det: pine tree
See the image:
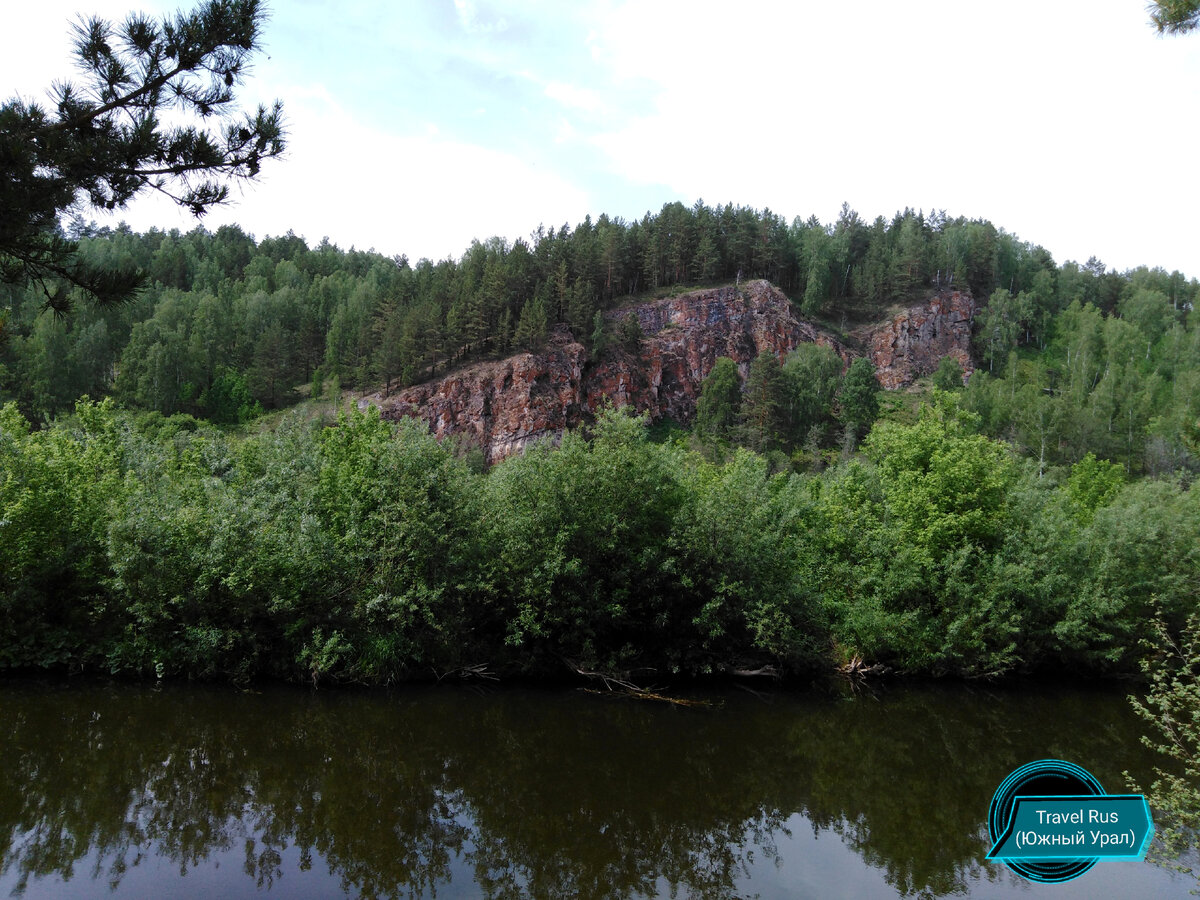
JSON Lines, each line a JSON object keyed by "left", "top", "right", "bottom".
{"left": 566, "top": 278, "right": 596, "bottom": 340}
{"left": 619, "top": 312, "right": 642, "bottom": 351}
{"left": 514, "top": 295, "right": 548, "bottom": 350}
{"left": 1150, "top": 0, "right": 1200, "bottom": 34}
{"left": 0, "top": 0, "right": 286, "bottom": 311}
{"left": 691, "top": 231, "right": 720, "bottom": 284}
{"left": 740, "top": 350, "right": 786, "bottom": 453}
{"left": 497, "top": 308, "right": 514, "bottom": 353}
{"left": 589, "top": 310, "right": 607, "bottom": 361}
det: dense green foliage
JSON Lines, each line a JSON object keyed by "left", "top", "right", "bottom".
{"left": 694, "top": 357, "right": 741, "bottom": 445}
{"left": 13, "top": 201, "right": 1196, "bottom": 429}
{"left": 3, "top": 396, "right": 1196, "bottom": 684}
{"left": 694, "top": 345, "right": 876, "bottom": 467}
{"left": 6, "top": 203, "right": 1193, "bottom": 497}
{"left": 1, "top": 201, "right": 1197, "bottom": 687}
{"left": 933, "top": 355, "right": 965, "bottom": 391}
{"left": 962, "top": 272, "right": 1200, "bottom": 477}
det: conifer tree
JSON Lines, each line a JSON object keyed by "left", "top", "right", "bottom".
{"left": 0, "top": 0, "right": 285, "bottom": 312}
{"left": 589, "top": 310, "right": 607, "bottom": 361}
{"left": 514, "top": 295, "right": 548, "bottom": 350}
{"left": 566, "top": 278, "right": 596, "bottom": 340}
{"left": 619, "top": 312, "right": 642, "bottom": 351}
{"left": 740, "top": 350, "right": 786, "bottom": 453}
{"left": 1150, "top": 1, "right": 1200, "bottom": 34}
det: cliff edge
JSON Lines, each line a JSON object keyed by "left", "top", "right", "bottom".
{"left": 366, "top": 281, "right": 973, "bottom": 462}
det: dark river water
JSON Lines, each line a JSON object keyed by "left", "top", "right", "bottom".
{"left": 0, "top": 678, "right": 1193, "bottom": 899}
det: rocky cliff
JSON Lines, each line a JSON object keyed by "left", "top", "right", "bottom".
{"left": 367, "top": 281, "right": 973, "bottom": 462}
{"left": 858, "top": 290, "right": 975, "bottom": 390}
{"left": 582, "top": 281, "right": 851, "bottom": 423}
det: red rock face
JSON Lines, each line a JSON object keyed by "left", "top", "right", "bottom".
{"left": 859, "top": 290, "right": 975, "bottom": 390}
{"left": 582, "top": 281, "right": 850, "bottom": 425}
{"left": 371, "top": 330, "right": 590, "bottom": 461}
{"left": 368, "top": 281, "right": 973, "bottom": 461}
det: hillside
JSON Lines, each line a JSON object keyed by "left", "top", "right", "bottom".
{"left": 365, "top": 281, "right": 973, "bottom": 462}
{"left": 0, "top": 201, "right": 1195, "bottom": 475}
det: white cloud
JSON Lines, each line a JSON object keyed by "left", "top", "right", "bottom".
{"left": 580, "top": 0, "right": 1200, "bottom": 273}
{"left": 544, "top": 81, "right": 606, "bottom": 114}
{"left": 91, "top": 87, "right": 592, "bottom": 262}
{"left": 8, "top": 0, "right": 1199, "bottom": 275}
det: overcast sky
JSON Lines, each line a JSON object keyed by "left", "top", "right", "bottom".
{"left": 6, "top": 0, "right": 1199, "bottom": 276}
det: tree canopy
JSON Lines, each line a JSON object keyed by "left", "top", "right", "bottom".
{"left": 0, "top": 0, "right": 285, "bottom": 312}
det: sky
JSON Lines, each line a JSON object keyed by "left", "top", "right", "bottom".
{"left": 5, "top": 0, "right": 1199, "bottom": 276}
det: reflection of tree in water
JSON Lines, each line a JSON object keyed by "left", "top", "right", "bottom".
{"left": 445, "top": 694, "right": 789, "bottom": 899}
{"left": 0, "top": 684, "right": 470, "bottom": 899}
{"left": 0, "top": 681, "right": 1162, "bottom": 899}
{"left": 786, "top": 683, "right": 1162, "bottom": 898}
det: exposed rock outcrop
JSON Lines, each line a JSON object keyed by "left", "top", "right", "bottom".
{"left": 858, "top": 290, "right": 975, "bottom": 390}
{"left": 582, "top": 281, "right": 850, "bottom": 424}
{"left": 366, "top": 281, "right": 974, "bottom": 462}
{"left": 373, "top": 331, "right": 592, "bottom": 461}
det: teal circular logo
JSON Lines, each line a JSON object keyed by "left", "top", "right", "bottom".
{"left": 987, "top": 759, "right": 1105, "bottom": 883}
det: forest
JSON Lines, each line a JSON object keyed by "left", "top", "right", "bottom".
{"left": 1, "top": 200, "right": 1197, "bottom": 472}
{"left": 1, "top": 201, "right": 1198, "bottom": 688}
{"left": 0, "top": 202, "right": 1139, "bottom": 409}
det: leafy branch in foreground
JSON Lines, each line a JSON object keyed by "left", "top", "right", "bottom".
{"left": 1128, "top": 610, "right": 1200, "bottom": 881}
{"left": 0, "top": 0, "right": 285, "bottom": 312}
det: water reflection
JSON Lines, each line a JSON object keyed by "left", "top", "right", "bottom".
{"left": 0, "top": 680, "right": 1185, "bottom": 899}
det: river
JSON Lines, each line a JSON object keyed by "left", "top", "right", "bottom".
{"left": 0, "top": 678, "right": 1192, "bottom": 899}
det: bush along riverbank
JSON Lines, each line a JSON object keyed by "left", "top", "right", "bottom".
{"left": 1, "top": 397, "right": 1197, "bottom": 686}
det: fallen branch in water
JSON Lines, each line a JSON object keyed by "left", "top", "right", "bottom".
{"left": 564, "top": 658, "right": 653, "bottom": 694}
{"left": 731, "top": 665, "right": 780, "bottom": 679}
{"left": 565, "top": 659, "right": 718, "bottom": 707}
{"left": 435, "top": 662, "right": 497, "bottom": 683}
{"left": 579, "top": 687, "right": 714, "bottom": 708}
{"left": 838, "top": 655, "right": 890, "bottom": 679}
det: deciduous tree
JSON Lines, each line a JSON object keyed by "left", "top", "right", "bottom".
{"left": 1129, "top": 612, "right": 1200, "bottom": 888}
{"left": 838, "top": 358, "right": 880, "bottom": 434}
{"left": 933, "top": 356, "right": 964, "bottom": 392}
{"left": 694, "top": 357, "right": 741, "bottom": 445}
